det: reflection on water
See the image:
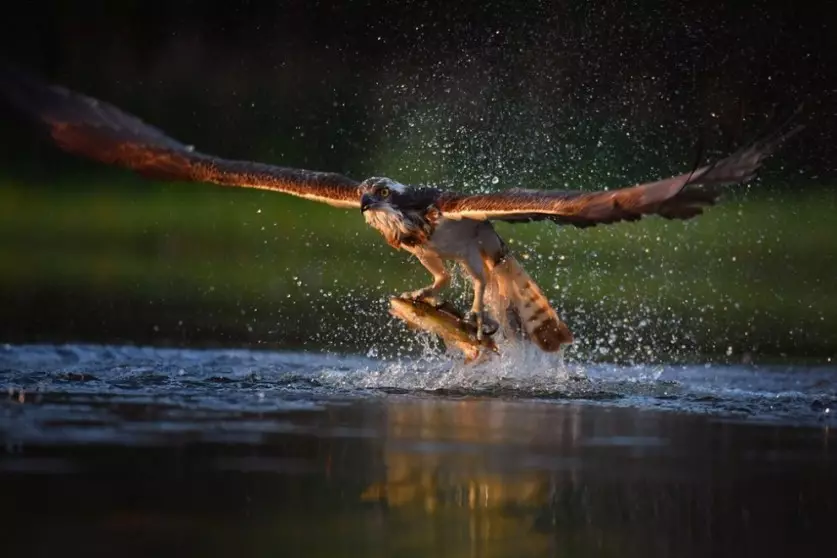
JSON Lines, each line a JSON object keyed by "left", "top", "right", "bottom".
{"left": 363, "top": 397, "right": 836, "bottom": 557}
{"left": 2, "top": 386, "right": 835, "bottom": 557}
{"left": 361, "top": 398, "right": 582, "bottom": 557}
{"left": 363, "top": 398, "right": 581, "bottom": 510}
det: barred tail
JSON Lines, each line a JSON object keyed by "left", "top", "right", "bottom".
{"left": 485, "top": 254, "right": 572, "bottom": 351}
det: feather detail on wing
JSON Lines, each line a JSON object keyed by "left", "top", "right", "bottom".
{"left": 0, "top": 64, "right": 362, "bottom": 208}
{"left": 436, "top": 114, "right": 803, "bottom": 228}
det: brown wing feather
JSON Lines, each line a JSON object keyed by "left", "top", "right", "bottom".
{"left": 0, "top": 65, "right": 362, "bottom": 208}
{"left": 437, "top": 117, "right": 803, "bottom": 228}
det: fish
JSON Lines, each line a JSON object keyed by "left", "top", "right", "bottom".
{"left": 388, "top": 297, "right": 500, "bottom": 363}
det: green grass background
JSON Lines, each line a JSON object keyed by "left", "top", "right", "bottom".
{"left": 1, "top": 173, "right": 834, "bottom": 364}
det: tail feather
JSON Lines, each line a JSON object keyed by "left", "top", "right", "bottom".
{"left": 484, "top": 254, "right": 573, "bottom": 351}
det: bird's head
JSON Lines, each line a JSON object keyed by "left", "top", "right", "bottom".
{"left": 358, "top": 177, "right": 443, "bottom": 247}
{"left": 359, "top": 177, "right": 406, "bottom": 214}
{"left": 359, "top": 177, "right": 441, "bottom": 213}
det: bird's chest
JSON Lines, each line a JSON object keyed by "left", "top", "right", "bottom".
{"left": 364, "top": 209, "right": 434, "bottom": 249}
{"left": 424, "top": 218, "right": 493, "bottom": 259}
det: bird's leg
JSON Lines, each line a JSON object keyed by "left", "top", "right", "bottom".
{"left": 400, "top": 251, "right": 450, "bottom": 307}
{"left": 466, "top": 277, "right": 488, "bottom": 340}
{"left": 460, "top": 254, "right": 499, "bottom": 340}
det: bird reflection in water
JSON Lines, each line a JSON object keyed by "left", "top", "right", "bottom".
{"left": 359, "top": 397, "right": 585, "bottom": 554}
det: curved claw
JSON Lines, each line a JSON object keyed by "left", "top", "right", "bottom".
{"left": 399, "top": 288, "right": 445, "bottom": 310}
{"left": 481, "top": 317, "right": 499, "bottom": 337}
{"left": 400, "top": 287, "right": 434, "bottom": 301}
{"left": 464, "top": 311, "right": 498, "bottom": 340}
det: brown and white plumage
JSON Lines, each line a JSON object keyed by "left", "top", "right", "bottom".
{"left": 435, "top": 117, "right": 803, "bottom": 228}
{"left": 0, "top": 64, "right": 802, "bottom": 353}
{"left": 0, "top": 64, "right": 362, "bottom": 208}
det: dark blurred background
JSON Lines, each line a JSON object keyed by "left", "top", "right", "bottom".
{"left": 0, "top": 0, "right": 834, "bottom": 363}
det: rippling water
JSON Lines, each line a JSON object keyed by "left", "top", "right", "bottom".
{"left": 2, "top": 343, "right": 835, "bottom": 443}
{"left": 1, "top": 343, "right": 836, "bottom": 557}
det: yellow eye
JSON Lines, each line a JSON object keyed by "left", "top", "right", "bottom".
{"left": 378, "top": 187, "right": 390, "bottom": 198}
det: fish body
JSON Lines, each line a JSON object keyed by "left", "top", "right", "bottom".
{"left": 389, "top": 297, "right": 499, "bottom": 363}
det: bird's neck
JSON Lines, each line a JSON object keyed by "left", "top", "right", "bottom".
{"left": 364, "top": 208, "right": 436, "bottom": 250}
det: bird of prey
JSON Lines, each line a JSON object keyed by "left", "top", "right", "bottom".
{"left": 0, "top": 65, "right": 802, "bottom": 352}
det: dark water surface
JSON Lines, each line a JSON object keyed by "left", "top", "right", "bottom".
{"left": 1, "top": 343, "right": 836, "bottom": 557}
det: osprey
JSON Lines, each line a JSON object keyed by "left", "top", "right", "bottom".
{"left": 0, "top": 66, "right": 802, "bottom": 351}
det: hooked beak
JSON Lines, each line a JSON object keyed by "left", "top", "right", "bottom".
{"left": 360, "top": 193, "right": 376, "bottom": 213}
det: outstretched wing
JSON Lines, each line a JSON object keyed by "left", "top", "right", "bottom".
{"left": 436, "top": 116, "right": 803, "bottom": 228}
{"left": 0, "top": 65, "right": 362, "bottom": 208}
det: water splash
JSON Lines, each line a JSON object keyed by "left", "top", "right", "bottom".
{"left": 1, "top": 344, "right": 835, "bottom": 433}
{"left": 323, "top": 337, "right": 577, "bottom": 393}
